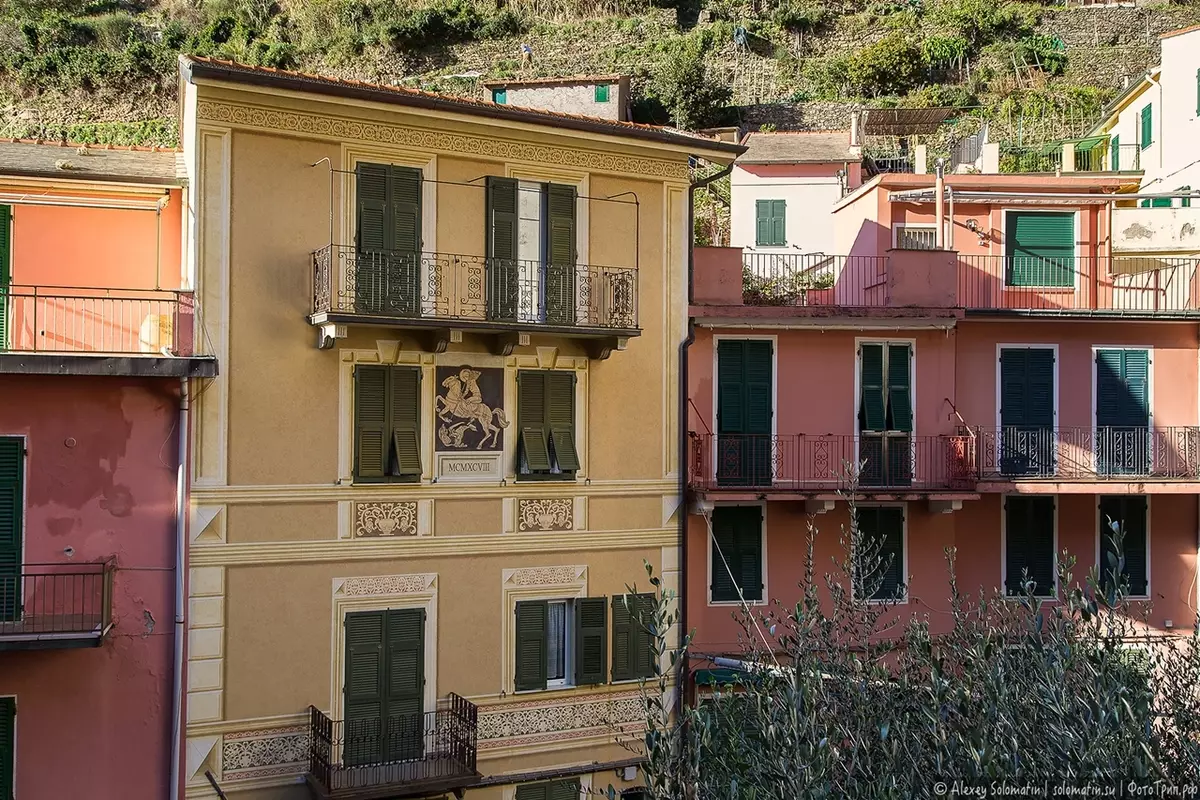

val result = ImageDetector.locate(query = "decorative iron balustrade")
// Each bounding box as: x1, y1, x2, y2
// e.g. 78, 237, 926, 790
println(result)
740, 253, 889, 308
0, 285, 195, 355
0, 559, 115, 648
974, 426, 1200, 481
307, 694, 478, 797
312, 245, 638, 330
687, 433, 978, 492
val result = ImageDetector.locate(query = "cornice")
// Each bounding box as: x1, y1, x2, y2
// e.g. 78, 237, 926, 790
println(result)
190, 478, 677, 504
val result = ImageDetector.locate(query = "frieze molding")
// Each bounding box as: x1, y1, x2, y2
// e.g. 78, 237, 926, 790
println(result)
195, 100, 690, 180
221, 725, 308, 782
335, 573, 437, 597
477, 690, 643, 749
354, 501, 418, 537
517, 498, 573, 532
502, 565, 586, 587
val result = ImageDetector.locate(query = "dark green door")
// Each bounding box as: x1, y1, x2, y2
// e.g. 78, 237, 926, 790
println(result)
0, 696, 12, 800
0, 205, 10, 351
486, 177, 520, 321
1096, 349, 1150, 475
716, 340, 773, 486
544, 183, 577, 326
344, 608, 425, 766
999, 348, 1055, 476
0, 438, 22, 623
356, 163, 421, 317
1006, 211, 1075, 287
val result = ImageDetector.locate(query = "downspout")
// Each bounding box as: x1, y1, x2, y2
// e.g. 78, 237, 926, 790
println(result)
169, 377, 189, 800
934, 159, 946, 249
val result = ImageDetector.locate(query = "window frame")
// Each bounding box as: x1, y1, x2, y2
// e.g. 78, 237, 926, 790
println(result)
754, 198, 787, 247
352, 364, 423, 484
515, 369, 580, 481
851, 502, 908, 604
1096, 495, 1151, 600
544, 598, 575, 689
892, 223, 947, 250
1001, 494, 1058, 598
707, 503, 767, 607
855, 338, 915, 487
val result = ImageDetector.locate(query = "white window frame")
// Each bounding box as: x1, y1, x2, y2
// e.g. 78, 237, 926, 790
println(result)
1090, 345, 1154, 477
851, 501, 909, 605
500, 565, 588, 695
1095, 495, 1151, 600
892, 223, 948, 250
1000, 494, 1059, 599
706, 502, 768, 607
544, 598, 576, 690
999, 208, 1082, 292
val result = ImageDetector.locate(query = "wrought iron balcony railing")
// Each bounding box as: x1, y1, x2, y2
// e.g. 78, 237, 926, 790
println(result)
312, 245, 638, 332
0, 285, 195, 355
687, 433, 978, 492
974, 426, 1200, 481
0, 559, 115, 650
741, 253, 888, 308
307, 694, 479, 799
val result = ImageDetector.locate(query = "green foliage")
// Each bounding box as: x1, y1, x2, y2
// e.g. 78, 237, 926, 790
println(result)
772, 0, 828, 33
921, 33, 968, 66
1015, 32, 1067, 75
647, 37, 731, 129
742, 266, 834, 305
926, 0, 1040, 47
845, 31, 926, 97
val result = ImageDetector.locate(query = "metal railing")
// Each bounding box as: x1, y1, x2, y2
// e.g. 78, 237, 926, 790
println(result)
974, 426, 1200, 481
957, 255, 1200, 315
0, 285, 194, 355
0, 559, 115, 641
867, 154, 916, 174
1075, 142, 1142, 173
741, 253, 888, 307
308, 694, 478, 796
312, 246, 638, 330
687, 433, 978, 491
999, 145, 1064, 174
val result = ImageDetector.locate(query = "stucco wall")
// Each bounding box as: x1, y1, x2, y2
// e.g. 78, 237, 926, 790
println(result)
731, 163, 858, 255
0, 375, 180, 800
498, 82, 626, 121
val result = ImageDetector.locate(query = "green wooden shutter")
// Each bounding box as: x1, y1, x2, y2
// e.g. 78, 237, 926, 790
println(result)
486, 177, 520, 321
515, 600, 548, 691
1005, 496, 1055, 596
0, 438, 20, 623
515, 784, 548, 800
391, 367, 421, 478
632, 593, 656, 678
1181, 186, 1192, 209
860, 343, 886, 431
886, 344, 913, 433
547, 371, 579, 472
344, 610, 386, 765
595, 84, 610, 102
1100, 496, 1148, 597
770, 200, 786, 246
744, 341, 773, 435
755, 200, 771, 246
610, 594, 635, 681
354, 366, 388, 479
387, 167, 422, 316
1140, 104, 1152, 149
858, 507, 904, 600
1006, 211, 1075, 287
517, 371, 552, 472
717, 341, 747, 436
549, 778, 581, 800
709, 508, 740, 603
1096, 350, 1149, 428
384, 608, 425, 760
1111, 135, 1120, 171
545, 183, 577, 326
0, 696, 12, 800
717, 340, 772, 487
1000, 348, 1055, 428
0, 205, 10, 351
737, 515, 763, 602
574, 597, 607, 685
355, 163, 389, 314
493, 88, 507, 104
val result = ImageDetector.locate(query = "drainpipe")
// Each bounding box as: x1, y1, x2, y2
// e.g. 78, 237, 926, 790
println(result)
169, 377, 189, 800
947, 187, 955, 251
934, 159, 946, 249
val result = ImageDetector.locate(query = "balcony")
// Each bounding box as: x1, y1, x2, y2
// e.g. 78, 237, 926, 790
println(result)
311, 246, 638, 358
974, 426, 1200, 490
687, 433, 979, 500
0, 559, 115, 651
998, 141, 1141, 174
306, 695, 479, 800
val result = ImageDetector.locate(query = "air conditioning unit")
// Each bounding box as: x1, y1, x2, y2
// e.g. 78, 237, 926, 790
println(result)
139, 314, 174, 354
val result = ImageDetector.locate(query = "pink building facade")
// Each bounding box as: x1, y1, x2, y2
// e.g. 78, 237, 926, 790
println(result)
687, 172, 1200, 672
0, 142, 215, 798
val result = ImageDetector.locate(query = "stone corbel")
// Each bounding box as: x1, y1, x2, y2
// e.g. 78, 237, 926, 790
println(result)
586, 336, 628, 361
426, 328, 462, 353
492, 331, 530, 356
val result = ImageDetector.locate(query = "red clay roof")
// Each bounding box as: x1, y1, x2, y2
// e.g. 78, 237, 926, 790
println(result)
874, 172, 1135, 190
481, 74, 625, 88
181, 56, 742, 155
1160, 23, 1200, 39
0, 139, 181, 185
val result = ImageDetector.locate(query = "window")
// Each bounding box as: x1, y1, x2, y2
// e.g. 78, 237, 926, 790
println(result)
492, 88, 507, 104
895, 225, 939, 250
516, 370, 579, 479
343, 608, 425, 765
0, 437, 23, 622
710, 505, 763, 603
1139, 197, 1171, 208
998, 347, 1055, 477
1099, 496, 1149, 597
858, 342, 913, 487
486, 178, 577, 324
1004, 496, 1056, 597
0, 696, 11, 799
1139, 104, 1152, 150
754, 199, 786, 246
1095, 349, 1150, 476
353, 365, 421, 483
515, 779, 581, 800
355, 162, 422, 316
1179, 186, 1191, 209
611, 593, 656, 681
1005, 211, 1075, 287
594, 83, 610, 103
716, 339, 773, 487
854, 506, 905, 601
514, 598, 606, 691
0, 205, 10, 350
1111, 135, 1120, 171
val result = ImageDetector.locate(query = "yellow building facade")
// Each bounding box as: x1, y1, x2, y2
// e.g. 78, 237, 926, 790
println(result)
177, 56, 739, 799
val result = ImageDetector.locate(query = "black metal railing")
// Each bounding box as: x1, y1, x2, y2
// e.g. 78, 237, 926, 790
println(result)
688, 433, 978, 492
312, 246, 638, 330
741, 253, 889, 308
0, 559, 115, 642
975, 426, 1200, 480
308, 694, 478, 796
0, 285, 195, 355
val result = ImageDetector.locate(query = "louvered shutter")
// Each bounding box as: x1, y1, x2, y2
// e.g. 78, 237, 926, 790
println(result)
737, 515, 763, 602
1097, 350, 1150, 475
709, 509, 740, 603
717, 340, 772, 486
0, 438, 20, 623
515, 600, 548, 691
1111, 136, 1121, 171
1140, 105, 1152, 149
1006, 211, 1075, 287
1100, 496, 1148, 597
355, 163, 389, 314
610, 594, 633, 681
999, 348, 1055, 477
717, 340, 746, 436
574, 597, 607, 685
547, 371, 579, 472
1005, 496, 1055, 596
545, 183, 577, 326
344, 611, 386, 765
486, 177, 520, 321
0, 696, 12, 800
387, 167, 422, 316
548, 778, 581, 800
755, 200, 771, 246
516, 784, 550, 800
886, 344, 912, 433
0, 205, 10, 351
391, 367, 421, 478
632, 593, 656, 678
744, 341, 773, 436
770, 200, 786, 246
354, 366, 388, 479
860, 344, 886, 431
384, 608, 425, 760
517, 371, 552, 472
860, 506, 905, 600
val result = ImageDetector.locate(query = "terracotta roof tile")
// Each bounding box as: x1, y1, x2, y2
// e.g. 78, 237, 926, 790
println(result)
0, 139, 181, 185
481, 74, 625, 88
738, 131, 857, 163
1160, 23, 1200, 39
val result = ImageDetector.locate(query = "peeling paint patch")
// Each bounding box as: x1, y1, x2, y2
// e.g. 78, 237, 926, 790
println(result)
143, 609, 156, 636
46, 516, 76, 537
1181, 222, 1196, 240
1121, 222, 1155, 240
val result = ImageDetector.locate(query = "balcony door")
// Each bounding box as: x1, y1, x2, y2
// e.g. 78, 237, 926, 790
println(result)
0, 438, 22, 623
999, 347, 1056, 477
716, 339, 773, 487
858, 342, 913, 488
344, 608, 425, 767
1095, 349, 1150, 476
355, 163, 421, 317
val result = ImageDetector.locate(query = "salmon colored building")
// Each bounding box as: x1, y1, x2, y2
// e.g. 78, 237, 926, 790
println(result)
687, 170, 1200, 667
0, 141, 215, 798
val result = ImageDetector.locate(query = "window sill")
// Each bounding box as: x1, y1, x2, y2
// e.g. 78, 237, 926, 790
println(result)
515, 474, 578, 483
708, 599, 765, 607
351, 477, 422, 485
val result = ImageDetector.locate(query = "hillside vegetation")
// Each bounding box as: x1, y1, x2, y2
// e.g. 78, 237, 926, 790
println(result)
1, 0, 1199, 147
